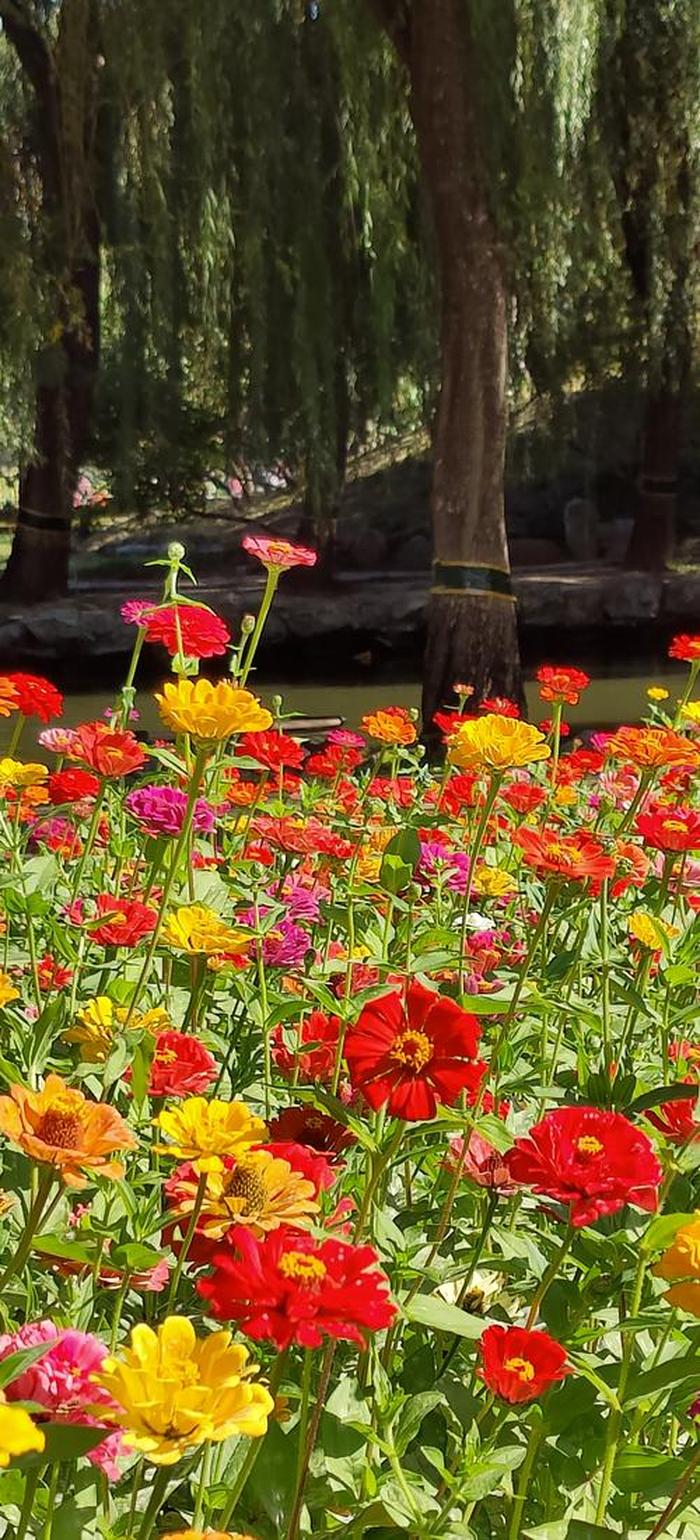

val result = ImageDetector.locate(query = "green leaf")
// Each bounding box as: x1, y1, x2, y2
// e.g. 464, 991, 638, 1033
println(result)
0, 1344, 51, 1390
640, 1212, 695, 1254
19, 1423, 109, 1466
627, 1084, 698, 1116
110, 1242, 167, 1272
459, 1446, 526, 1501
403, 1294, 485, 1339
613, 1448, 686, 1494
393, 1392, 445, 1457
246, 1420, 297, 1527
625, 1355, 700, 1407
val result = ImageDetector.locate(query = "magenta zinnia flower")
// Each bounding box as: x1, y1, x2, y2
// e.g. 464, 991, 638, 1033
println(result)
125, 785, 216, 838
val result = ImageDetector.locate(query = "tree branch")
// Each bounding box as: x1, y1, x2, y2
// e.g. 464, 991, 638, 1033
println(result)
367, 0, 411, 65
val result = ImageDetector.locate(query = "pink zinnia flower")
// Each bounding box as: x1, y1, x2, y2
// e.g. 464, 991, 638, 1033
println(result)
38, 727, 79, 755
121, 598, 155, 627
0, 1321, 123, 1476
242, 533, 317, 572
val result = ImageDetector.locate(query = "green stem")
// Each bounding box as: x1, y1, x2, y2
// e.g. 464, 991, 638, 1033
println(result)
125, 749, 208, 1023
508, 1416, 543, 1540
137, 1465, 170, 1540
239, 570, 278, 686
192, 1443, 212, 1530
599, 879, 611, 1084
0, 1168, 55, 1293
167, 1169, 208, 1303
43, 1462, 60, 1540
594, 1249, 648, 1525
284, 1342, 336, 1540
15, 1465, 43, 1540
218, 1354, 287, 1529
525, 1224, 574, 1329
458, 774, 502, 991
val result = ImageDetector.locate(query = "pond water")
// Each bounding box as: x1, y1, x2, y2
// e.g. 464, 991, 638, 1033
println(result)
0, 664, 683, 750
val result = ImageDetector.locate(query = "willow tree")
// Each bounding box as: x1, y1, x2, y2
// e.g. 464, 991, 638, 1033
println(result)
367, 0, 601, 722
0, 0, 430, 598
595, 0, 700, 570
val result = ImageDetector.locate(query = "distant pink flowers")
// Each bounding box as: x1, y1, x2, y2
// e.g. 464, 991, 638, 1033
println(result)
126, 784, 216, 839
242, 534, 317, 572
0, 1321, 122, 1476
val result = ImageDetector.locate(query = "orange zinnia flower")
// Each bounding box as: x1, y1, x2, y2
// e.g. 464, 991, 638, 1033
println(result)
0, 680, 19, 718
360, 707, 417, 746
513, 826, 615, 884
605, 726, 700, 770
0, 1074, 137, 1188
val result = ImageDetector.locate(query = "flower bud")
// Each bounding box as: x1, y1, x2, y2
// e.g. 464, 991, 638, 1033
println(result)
167, 541, 186, 562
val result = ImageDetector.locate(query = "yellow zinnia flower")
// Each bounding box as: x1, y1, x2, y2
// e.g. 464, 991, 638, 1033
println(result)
628, 912, 679, 951
168, 1148, 319, 1240
0, 1396, 45, 1466
156, 679, 272, 743
471, 866, 518, 898
654, 1213, 700, 1282
0, 759, 48, 788
0, 973, 19, 1008
682, 701, 700, 726
647, 686, 670, 702
96, 1317, 272, 1465
448, 715, 550, 773
161, 904, 249, 957
64, 996, 116, 1063
155, 1096, 265, 1172
164, 1531, 256, 1540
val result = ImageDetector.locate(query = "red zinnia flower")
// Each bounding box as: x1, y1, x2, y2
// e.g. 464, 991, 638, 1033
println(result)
242, 534, 317, 572
147, 1030, 218, 1098
68, 722, 147, 779
344, 980, 482, 1121
513, 827, 615, 885
142, 603, 230, 659
87, 896, 158, 948
502, 782, 547, 816
305, 745, 363, 778
478, 1324, 571, 1403
433, 709, 461, 739
266, 1105, 356, 1161
271, 1010, 343, 1084
36, 953, 73, 992
239, 730, 305, 772
647, 1087, 699, 1145
505, 1106, 663, 1227
48, 769, 100, 805
6, 672, 63, 722
636, 805, 700, 853
609, 838, 650, 898
198, 1223, 395, 1349
536, 665, 590, 706
479, 696, 521, 717
669, 634, 700, 663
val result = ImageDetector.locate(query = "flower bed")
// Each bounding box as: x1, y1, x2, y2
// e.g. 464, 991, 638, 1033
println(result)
0, 541, 697, 1540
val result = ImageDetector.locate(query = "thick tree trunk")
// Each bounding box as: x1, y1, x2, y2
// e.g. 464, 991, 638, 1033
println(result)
371, 0, 521, 730
0, 2, 101, 604
625, 385, 681, 572
3, 226, 101, 602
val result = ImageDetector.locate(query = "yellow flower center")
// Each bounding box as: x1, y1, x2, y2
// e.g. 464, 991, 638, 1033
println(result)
662, 820, 687, 833
577, 1135, 604, 1156
155, 1049, 178, 1066
38, 1104, 85, 1149
224, 1164, 269, 1216
278, 1251, 327, 1285
392, 1028, 433, 1072
504, 1356, 535, 1382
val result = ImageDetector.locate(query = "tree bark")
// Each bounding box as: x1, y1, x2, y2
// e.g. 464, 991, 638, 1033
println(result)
0, 1, 101, 603
625, 384, 682, 571
371, 0, 521, 729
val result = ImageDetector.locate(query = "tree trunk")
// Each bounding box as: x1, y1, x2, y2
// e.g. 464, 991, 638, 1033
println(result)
371, 0, 521, 730
0, 2, 101, 604
625, 385, 681, 572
